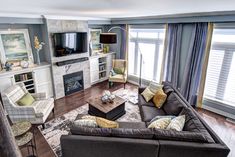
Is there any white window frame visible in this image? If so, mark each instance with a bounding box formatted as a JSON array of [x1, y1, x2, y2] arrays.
[[128, 25, 165, 84]]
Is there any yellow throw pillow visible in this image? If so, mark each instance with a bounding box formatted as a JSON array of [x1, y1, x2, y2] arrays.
[[141, 87, 155, 102], [96, 117, 119, 128], [152, 89, 167, 108], [148, 117, 171, 129], [17, 93, 35, 106]]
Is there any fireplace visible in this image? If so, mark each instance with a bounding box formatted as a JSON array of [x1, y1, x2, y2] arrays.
[[63, 71, 84, 96]]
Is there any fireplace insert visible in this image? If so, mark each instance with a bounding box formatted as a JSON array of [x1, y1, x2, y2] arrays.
[[63, 71, 84, 96]]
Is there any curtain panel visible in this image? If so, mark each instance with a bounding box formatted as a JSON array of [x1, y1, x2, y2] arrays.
[[162, 24, 183, 88], [163, 23, 212, 106]]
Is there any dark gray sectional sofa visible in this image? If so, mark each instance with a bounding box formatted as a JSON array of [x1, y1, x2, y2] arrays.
[[60, 82, 230, 157]]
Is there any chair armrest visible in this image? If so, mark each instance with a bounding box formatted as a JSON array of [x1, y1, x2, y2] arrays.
[[31, 93, 47, 100], [12, 105, 36, 114]]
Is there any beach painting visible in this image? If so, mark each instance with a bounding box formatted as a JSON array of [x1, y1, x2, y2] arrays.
[[0, 29, 33, 63]]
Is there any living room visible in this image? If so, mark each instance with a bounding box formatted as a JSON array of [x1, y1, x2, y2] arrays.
[[0, 1, 234, 157]]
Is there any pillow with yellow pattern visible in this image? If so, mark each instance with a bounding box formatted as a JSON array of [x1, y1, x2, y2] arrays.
[[96, 117, 119, 128], [152, 89, 167, 108], [141, 87, 155, 102], [148, 117, 171, 129]]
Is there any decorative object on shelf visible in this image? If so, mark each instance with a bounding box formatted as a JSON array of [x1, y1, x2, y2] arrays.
[[89, 28, 103, 55], [0, 29, 34, 65], [100, 26, 143, 86], [101, 90, 115, 103], [20, 59, 29, 68], [4, 62, 13, 71], [34, 36, 45, 65]]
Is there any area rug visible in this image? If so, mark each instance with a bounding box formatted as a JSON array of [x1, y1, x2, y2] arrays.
[[38, 89, 140, 157]]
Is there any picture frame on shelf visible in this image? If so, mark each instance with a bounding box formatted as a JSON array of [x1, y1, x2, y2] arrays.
[[89, 28, 103, 55], [0, 29, 34, 66]]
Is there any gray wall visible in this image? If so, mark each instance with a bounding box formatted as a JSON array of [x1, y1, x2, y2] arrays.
[[0, 24, 46, 63]]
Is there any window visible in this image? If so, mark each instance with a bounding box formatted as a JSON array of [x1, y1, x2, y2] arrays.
[[128, 27, 165, 83], [204, 28, 235, 108]]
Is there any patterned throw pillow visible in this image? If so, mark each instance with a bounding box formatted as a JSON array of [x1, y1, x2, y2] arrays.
[[148, 117, 171, 129], [152, 89, 167, 108], [96, 117, 119, 128], [167, 115, 186, 131], [148, 82, 163, 94], [141, 87, 155, 102], [81, 115, 96, 121], [150, 115, 176, 124], [17, 93, 35, 106], [74, 119, 98, 128]]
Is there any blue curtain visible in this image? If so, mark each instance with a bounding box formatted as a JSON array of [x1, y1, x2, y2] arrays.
[[180, 23, 208, 106], [163, 24, 183, 88], [163, 23, 209, 106]]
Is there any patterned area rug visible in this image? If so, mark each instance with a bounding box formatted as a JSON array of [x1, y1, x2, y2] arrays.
[[38, 89, 141, 157]]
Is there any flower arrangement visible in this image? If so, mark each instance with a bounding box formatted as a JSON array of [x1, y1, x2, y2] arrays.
[[34, 36, 45, 65]]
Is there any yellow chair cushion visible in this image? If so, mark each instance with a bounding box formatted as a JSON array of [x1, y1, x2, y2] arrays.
[[152, 89, 167, 108], [96, 117, 119, 128], [141, 87, 155, 102]]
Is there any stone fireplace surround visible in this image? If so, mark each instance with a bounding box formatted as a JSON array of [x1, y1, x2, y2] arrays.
[[46, 19, 91, 99], [52, 60, 90, 99]]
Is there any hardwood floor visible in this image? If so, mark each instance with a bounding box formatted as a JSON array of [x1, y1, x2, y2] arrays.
[[21, 81, 235, 157]]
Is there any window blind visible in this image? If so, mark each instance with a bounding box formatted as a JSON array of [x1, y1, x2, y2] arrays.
[[204, 29, 235, 107]]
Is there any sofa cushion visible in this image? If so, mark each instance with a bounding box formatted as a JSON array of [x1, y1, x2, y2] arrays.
[[118, 122, 146, 129], [163, 92, 186, 115], [70, 126, 154, 139], [180, 107, 215, 143], [151, 128, 210, 143], [140, 105, 166, 122]]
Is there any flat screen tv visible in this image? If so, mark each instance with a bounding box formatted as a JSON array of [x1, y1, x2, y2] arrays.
[[53, 32, 88, 57]]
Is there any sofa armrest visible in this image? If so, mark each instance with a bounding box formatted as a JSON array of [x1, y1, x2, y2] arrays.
[[138, 87, 146, 94], [31, 93, 47, 100], [61, 135, 159, 157]]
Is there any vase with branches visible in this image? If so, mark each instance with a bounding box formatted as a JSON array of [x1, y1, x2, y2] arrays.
[[34, 36, 45, 65]]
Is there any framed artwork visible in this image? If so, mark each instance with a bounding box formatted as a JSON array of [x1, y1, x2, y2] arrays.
[[89, 28, 103, 54], [0, 29, 33, 65]]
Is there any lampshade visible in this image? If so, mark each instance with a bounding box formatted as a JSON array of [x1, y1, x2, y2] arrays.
[[100, 33, 117, 44]]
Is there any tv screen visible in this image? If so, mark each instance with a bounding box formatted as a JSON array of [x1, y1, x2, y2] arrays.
[[53, 32, 88, 57]]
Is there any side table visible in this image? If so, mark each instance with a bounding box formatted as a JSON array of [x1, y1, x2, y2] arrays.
[[11, 121, 37, 157]]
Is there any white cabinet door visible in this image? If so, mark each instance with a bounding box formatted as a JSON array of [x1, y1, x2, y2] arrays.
[[90, 58, 99, 84], [33, 67, 54, 98], [0, 75, 14, 92]]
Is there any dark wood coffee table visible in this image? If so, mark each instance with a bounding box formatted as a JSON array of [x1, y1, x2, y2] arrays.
[[87, 95, 126, 120]]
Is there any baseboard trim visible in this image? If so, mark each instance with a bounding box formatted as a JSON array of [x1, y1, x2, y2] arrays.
[[226, 118, 235, 124], [202, 104, 235, 120]]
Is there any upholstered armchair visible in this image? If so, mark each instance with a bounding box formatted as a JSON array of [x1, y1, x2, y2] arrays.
[[2, 83, 54, 126], [109, 59, 127, 88]]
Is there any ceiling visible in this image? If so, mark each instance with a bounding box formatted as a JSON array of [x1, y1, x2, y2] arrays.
[[0, 0, 235, 19]]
